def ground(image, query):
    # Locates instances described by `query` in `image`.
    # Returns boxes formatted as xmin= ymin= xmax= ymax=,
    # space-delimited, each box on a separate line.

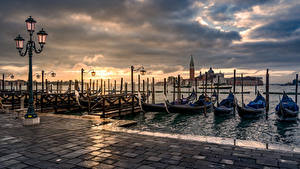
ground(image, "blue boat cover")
xmin=219 ymin=93 xmax=234 ymax=108
xmin=247 ymin=93 xmax=266 ymax=109
xmin=275 ymin=94 xmax=299 ymax=111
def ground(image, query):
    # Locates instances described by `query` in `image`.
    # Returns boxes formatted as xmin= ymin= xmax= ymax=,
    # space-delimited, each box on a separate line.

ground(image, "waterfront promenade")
xmin=0 ymin=114 xmax=299 ymax=169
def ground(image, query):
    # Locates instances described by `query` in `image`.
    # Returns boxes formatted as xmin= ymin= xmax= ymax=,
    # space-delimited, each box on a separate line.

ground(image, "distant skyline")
xmin=0 ymin=0 xmax=300 ymax=83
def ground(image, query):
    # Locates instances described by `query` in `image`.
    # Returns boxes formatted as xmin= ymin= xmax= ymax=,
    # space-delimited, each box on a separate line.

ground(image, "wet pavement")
xmin=0 ymin=113 xmax=299 ymax=169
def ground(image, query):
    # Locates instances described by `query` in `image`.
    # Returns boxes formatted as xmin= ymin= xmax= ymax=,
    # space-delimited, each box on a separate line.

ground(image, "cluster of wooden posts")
xmin=1 ymin=68 xmax=299 ymax=118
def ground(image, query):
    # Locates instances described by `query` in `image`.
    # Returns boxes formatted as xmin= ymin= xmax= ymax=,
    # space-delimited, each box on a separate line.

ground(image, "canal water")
xmin=125 ymin=85 xmax=300 ymax=147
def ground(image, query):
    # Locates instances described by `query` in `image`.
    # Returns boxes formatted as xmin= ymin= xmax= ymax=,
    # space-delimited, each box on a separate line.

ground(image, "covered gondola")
xmin=214 ymin=92 xmax=235 ymax=116
xmin=165 ymin=94 xmax=213 ymax=114
xmin=140 ymin=91 xmax=197 ymax=113
xmin=276 ymin=92 xmax=299 ymax=122
xmin=237 ymin=92 xmax=266 ymax=119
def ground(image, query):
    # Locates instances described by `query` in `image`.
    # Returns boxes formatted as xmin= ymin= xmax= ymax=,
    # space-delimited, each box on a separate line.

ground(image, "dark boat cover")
xmin=275 ymin=93 xmax=299 ymax=111
xmin=219 ymin=93 xmax=234 ymax=108
xmin=247 ymin=93 xmax=266 ymax=109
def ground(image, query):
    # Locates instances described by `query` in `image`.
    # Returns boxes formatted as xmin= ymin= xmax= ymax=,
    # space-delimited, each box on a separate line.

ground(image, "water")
xmin=125 ymin=85 xmax=300 ymax=147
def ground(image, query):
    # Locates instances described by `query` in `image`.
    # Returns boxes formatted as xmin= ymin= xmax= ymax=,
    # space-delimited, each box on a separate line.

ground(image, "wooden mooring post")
xmin=164 ymin=78 xmax=167 ymax=96
xmin=177 ymin=75 xmax=181 ymax=100
xmin=104 ymin=81 xmax=106 ymax=95
xmin=120 ymin=78 xmax=123 ymax=94
xmin=146 ymin=78 xmax=149 ymax=103
xmin=93 ymin=80 xmax=95 ymax=93
xmin=2 ymin=73 xmax=4 ymax=91
xmin=195 ymin=78 xmax=198 ymax=97
xmin=152 ymin=77 xmax=155 ymax=104
xmin=241 ymin=74 xmax=244 ymax=106
xmin=266 ymin=69 xmax=270 ymax=115
xmin=42 ymin=70 xmax=44 ymax=93
xmin=108 ymin=79 xmax=110 ymax=93
xmin=205 ymin=72 xmax=208 ymax=96
xmin=81 ymin=68 xmax=84 ymax=95
xmin=233 ymin=69 xmax=236 ymax=94
xmin=173 ymin=77 xmax=176 ymax=102
xmin=114 ymin=80 xmax=116 ymax=93
xmin=100 ymin=79 xmax=103 ymax=95
xmin=217 ymin=76 xmax=220 ymax=106
xmin=296 ymin=74 xmax=298 ymax=104
xmin=96 ymin=80 xmax=98 ymax=92
xmin=142 ymin=79 xmax=145 ymax=94
xmin=138 ymin=75 xmax=140 ymax=93
xmin=125 ymin=82 xmax=128 ymax=95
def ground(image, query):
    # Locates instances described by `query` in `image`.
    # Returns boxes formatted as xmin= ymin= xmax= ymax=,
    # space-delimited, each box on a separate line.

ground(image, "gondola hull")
xmin=166 ymin=101 xmax=213 ymax=114
xmin=142 ymin=103 xmax=167 ymax=113
xmin=237 ymin=105 xmax=265 ymax=119
xmin=214 ymin=106 xmax=234 ymax=116
xmin=276 ymin=107 xmax=299 ymax=122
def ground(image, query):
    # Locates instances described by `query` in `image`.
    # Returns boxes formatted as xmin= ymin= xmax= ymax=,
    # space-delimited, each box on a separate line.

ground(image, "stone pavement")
xmin=0 ymin=113 xmax=299 ymax=169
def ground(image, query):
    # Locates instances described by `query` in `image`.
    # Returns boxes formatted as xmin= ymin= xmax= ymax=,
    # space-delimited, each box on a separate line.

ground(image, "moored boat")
xmin=276 ymin=92 xmax=299 ymax=122
xmin=214 ymin=92 xmax=235 ymax=116
xmin=237 ymin=92 xmax=266 ymax=119
xmin=165 ymin=94 xmax=213 ymax=114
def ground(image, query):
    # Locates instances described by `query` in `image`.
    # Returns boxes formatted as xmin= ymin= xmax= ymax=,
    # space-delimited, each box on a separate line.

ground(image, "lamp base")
xmin=23 ymin=117 xmax=40 ymax=126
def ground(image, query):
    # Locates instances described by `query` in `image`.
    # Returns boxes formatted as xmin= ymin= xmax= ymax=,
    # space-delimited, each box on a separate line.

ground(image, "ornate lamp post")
xmin=14 ymin=16 xmax=48 ymax=124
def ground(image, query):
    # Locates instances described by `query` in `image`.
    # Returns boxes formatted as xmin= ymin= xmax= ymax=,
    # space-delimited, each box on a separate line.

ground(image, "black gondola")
xmin=140 ymin=92 xmax=197 ymax=113
xmin=237 ymin=92 xmax=266 ymax=119
xmin=165 ymin=94 xmax=213 ymax=114
xmin=276 ymin=92 xmax=299 ymax=122
xmin=214 ymin=92 xmax=235 ymax=116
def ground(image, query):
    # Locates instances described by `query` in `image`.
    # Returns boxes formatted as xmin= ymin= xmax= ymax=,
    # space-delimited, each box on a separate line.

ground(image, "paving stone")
xmin=278 ymin=159 xmax=298 ymax=169
xmin=92 ymin=163 xmax=115 ymax=169
xmin=146 ymin=156 xmax=161 ymax=162
xmin=77 ymin=160 xmax=99 ymax=168
xmin=137 ymin=165 xmax=155 ymax=169
xmin=123 ymin=152 xmax=138 ymax=158
xmin=220 ymin=159 xmax=234 ymax=165
xmin=7 ymin=163 xmax=28 ymax=169
xmin=192 ymin=155 xmax=206 ymax=160
xmin=256 ymin=158 xmax=278 ymax=167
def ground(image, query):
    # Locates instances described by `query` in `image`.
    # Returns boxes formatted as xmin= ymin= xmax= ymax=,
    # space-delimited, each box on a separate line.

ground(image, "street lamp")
xmin=14 ymin=16 xmax=48 ymax=122
xmin=80 ymin=68 xmax=96 ymax=94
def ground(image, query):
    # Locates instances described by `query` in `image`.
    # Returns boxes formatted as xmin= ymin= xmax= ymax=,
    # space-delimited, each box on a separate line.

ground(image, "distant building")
xmin=226 ymin=76 xmax=263 ymax=86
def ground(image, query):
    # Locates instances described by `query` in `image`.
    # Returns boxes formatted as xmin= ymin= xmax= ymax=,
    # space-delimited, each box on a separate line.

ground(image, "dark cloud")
xmin=0 ymin=0 xmax=299 ymax=82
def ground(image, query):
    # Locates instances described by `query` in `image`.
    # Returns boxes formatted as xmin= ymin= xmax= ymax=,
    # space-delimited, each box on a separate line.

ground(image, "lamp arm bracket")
xmin=33 ymin=41 xmax=43 ymax=54
xmin=19 ymin=42 xmax=29 ymax=57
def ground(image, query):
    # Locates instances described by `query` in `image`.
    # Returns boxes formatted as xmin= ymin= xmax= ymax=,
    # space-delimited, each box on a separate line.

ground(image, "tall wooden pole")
xmin=195 ymin=78 xmax=198 ymax=97
xmin=146 ymin=78 xmax=149 ymax=103
xmin=173 ymin=77 xmax=176 ymax=102
xmin=233 ymin=69 xmax=236 ymax=94
xmin=131 ymin=66 xmax=134 ymax=94
xmin=46 ymin=79 xmax=48 ymax=93
xmin=138 ymin=74 xmax=140 ymax=93
xmin=205 ymin=72 xmax=208 ymax=96
xmin=100 ymin=79 xmax=103 ymax=95
xmin=114 ymin=80 xmax=116 ymax=93
xmin=177 ymin=75 xmax=181 ymax=100
xmin=42 ymin=70 xmax=44 ymax=93
xmin=255 ymin=78 xmax=257 ymax=95
xmin=296 ymin=74 xmax=298 ymax=104
xmin=81 ymin=68 xmax=84 ymax=95
xmin=152 ymin=77 xmax=155 ymax=104
xmin=164 ymin=78 xmax=167 ymax=96
xmin=2 ymin=73 xmax=4 ymax=91
xmin=241 ymin=74 xmax=244 ymax=106
xmin=108 ymin=79 xmax=110 ymax=93
xmin=217 ymin=76 xmax=220 ymax=106
xmin=142 ymin=79 xmax=145 ymax=94
xmin=104 ymin=81 xmax=106 ymax=95
xmin=120 ymin=78 xmax=123 ymax=94
xmin=125 ymin=82 xmax=128 ymax=95
xmin=96 ymin=80 xmax=98 ymax=92
xmin=266 ymin=69 xmax=269 ymax=113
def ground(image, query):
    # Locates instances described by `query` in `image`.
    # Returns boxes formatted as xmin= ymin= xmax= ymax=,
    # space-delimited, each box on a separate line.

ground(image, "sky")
xmin=0 ymin=0 xmax=300 ymax=83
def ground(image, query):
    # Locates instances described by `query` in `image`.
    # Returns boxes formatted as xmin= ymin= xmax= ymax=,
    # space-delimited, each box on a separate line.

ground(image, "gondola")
xmin=75 ymin=90 xmax=101 ymax=108
xmin=214 ymin=92 xmax=235 ymax=116
xmin=165 ymin=94 xmax=213 ymax=114
xmin=275 ymin=92 xmax=299 ymax=122
xmin=140 ymin=92 xmax=197 ymax=113
xmin=237 ymin=92 xmax=266 ymax=119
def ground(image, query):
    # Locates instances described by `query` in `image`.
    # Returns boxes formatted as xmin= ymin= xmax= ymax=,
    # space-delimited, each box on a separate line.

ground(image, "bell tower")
xmin=189 ymin=55 xmax=195 ymax=81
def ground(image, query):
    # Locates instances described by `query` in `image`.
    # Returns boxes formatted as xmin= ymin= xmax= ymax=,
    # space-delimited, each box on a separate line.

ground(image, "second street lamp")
xmin=14 ymin=16 xmax=48 ymax=124
xmin=80 ymin=68 xmax=96 ymax=95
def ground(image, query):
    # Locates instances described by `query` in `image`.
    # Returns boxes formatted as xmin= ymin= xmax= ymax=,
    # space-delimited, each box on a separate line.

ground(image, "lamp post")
xmin=14 ymin=16 xmax=48 ymax=123
xmin=80 ymin=68 xmax=96 ymax=95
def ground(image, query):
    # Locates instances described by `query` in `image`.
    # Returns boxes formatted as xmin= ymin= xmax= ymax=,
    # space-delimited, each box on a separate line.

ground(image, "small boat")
xmin=237 ymin=92 xmax=266 ymax=119
xmin=140 ymin=92 xmax=197 ymax=113
xmin=165 ymin=94 xmax=213 ymax=114
xmin=214 ymin=92 xmax=235 ymax=116
xmin=276 ymin=92 xmax=299 ymax=121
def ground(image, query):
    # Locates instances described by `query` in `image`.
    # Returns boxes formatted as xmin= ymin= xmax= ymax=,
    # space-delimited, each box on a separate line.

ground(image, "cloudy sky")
xmin=1 ymin=0 xmax=300 ymax=83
